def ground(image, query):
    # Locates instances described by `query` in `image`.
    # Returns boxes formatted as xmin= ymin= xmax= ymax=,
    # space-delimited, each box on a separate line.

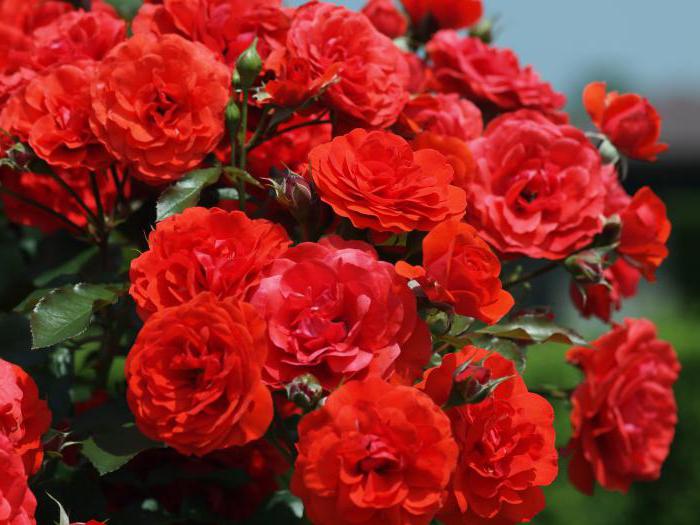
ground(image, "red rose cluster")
xmin=0 ymin=0 xmax=679 ymax=524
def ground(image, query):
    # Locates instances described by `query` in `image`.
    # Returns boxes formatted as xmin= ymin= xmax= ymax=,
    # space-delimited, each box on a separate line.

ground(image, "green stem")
xmin=0 ymin=185 xmax=86 ymax=233
xmin=504 ymin=261 xmax=559 ymax=290
xmin=44 ymin=170 xmax=99 ymax=224
xmin=237 ymin=90 xmax=249 ymax=210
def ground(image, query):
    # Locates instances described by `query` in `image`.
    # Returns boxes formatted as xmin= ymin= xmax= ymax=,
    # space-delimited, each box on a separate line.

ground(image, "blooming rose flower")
xmin=1 ymin=62 xmax=109 ymax=170
xmin=285 ymin=2 xmax=409 ymax=127
xmin=427 ymin=31 xmax=566 ymax=112
xmin=125 ymin=293 xmax=273 ymax=456
xmin=251 ymin=236 xmax=431 ymax=389
xmin=89 ymin=33 xmax=230 ymax=184
xmin=567 ymin=318 xmax=680 ymax=493
xmin=0 ymin=359 xmax=51 ymax=476
xmin=466 ymin=110 xmax=606 ymax=259
xmin=0 ymin=433 xmax=37 ymax=525
xmin=0 ymin=0 xmax=71 ymax=34
xmin=132 ymin=0 xmax=290 ymax=66
xmin=418 ymin=347 xmax=558 ymax=525
xmin=396 ymin=220 xmax=513 ymax=324
xmin=398 ymin=93 xmax=482 ymax=142
xmin=291 ymin=378 xmax=458 ymax=525
xmin=402 ymin=0 xmax=482 ymax=31
xmin=0 ymin=23 xmax=36 ymax=103
xmin=583 ymin=81 xmax=668 ymax=161
xmin=618 ymin=186 xmax=670 ymax=281
xmin=361 ymin=0 xmax=407 ymax=39
xmin=570 ymin=258 xmax=641 ymax=323
xmin=129 ymin=207 xmax=290 ymax=319
xmin=309 ymin=128 xmax=467 ymax=233
xmin=411 ymin=132 xmax=476 ymax=189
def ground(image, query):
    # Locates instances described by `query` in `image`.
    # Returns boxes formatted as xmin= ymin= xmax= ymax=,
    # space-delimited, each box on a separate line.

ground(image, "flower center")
xmin=357 ymin=434 xmax=401 ymax=474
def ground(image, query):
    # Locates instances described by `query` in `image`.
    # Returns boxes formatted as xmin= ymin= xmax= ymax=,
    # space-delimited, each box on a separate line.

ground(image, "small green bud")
xmin=285 ymin=374 xmax=323 ymax=412
xmin=235 ymin=38 xmax=262 ymax=90
xmin=225 ymin=100 xmax=241 ymax=131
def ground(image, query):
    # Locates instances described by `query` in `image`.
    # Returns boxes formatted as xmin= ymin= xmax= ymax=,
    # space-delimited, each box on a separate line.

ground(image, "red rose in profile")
xmin=251 ymin=236 xmax=431 ymax=389
xmin=618 ymin=186 xmax=670 ymax=281
xmin=567 ymin=318 xmax=680 ymax=493
xmin=0 ymin=433 xmax=36 ymax=525
xmin=466 ymin=110 xmax=606 ymax=259
xmin=396 ymin=220 xmax=513 ymax=324
xmin=570 ymin=258 xmax=641 ymax=323
xmin=1 ymin=62 xmax=109 ymax=170
xmin=583 ymin=81 xmax=667 ymax=161
xmin=398 ymin=93 xmax=482 ymax=141
xmin=129 ymin=207 xmax=290 ymax=319
xmin=291 ymin=378 xmax=458 ymax=525
xmin=427 ymin=31 xmax=566 ymax=112
xmin=126 ymin=293 xmax=273 ymax=457
xmin=401 ymin=0 xmax=482 ymax=30
xmin=89 ymin=33 xmax=230 ymax=184
xmin=286 ymin=2 xmax=409 ymax=127
xmin=418 ymin=347 xmax=558 ymax=525
xmin=361 ymin=0 xmax=407 ymax=39
xmin=132 ymin=0 xmax=289 ymax=66
xmin=0 ymin=359 xmax=51 ymax=476
xmin=309 ymin=128 xmax=466 ymax=233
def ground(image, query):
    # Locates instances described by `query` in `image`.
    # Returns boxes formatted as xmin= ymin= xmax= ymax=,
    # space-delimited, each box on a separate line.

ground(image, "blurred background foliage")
xmin=0 ymin=1 xmax=697 ymax=524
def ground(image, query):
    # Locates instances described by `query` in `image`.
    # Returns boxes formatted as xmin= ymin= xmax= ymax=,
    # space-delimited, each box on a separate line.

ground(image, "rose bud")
xmin=285 ymin=374 xmax=323 ymax=412
xmin=235 ymin=38 xmax=262 ymax=89
xmin=269 ymin=170 xmax=314 ymax=215
xmin=446 ymin=357 xmax=512 ymax=406
xmin=565 ymin=249 xmax=606 ymax=284
xmin=225 ymin=100 xmax=241 ymax=132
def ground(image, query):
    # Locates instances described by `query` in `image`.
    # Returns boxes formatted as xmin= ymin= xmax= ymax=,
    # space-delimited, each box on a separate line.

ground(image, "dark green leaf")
xmin=33 ymin=246 xmax=98 ymax=287
xmin=215 ymin=187 xmax=239 ymax=201
xmin=82 ymin=423 xmax=160 ymax=476
xmin=266 ymin=490 xmax=304 ymax=519
xmin=29 ymin=283 xmax=122 ymax=349
xmin=477 ymin=314 xmax=587 ymax=346
xmin=155 ymin=166 xmax=222 ymax=222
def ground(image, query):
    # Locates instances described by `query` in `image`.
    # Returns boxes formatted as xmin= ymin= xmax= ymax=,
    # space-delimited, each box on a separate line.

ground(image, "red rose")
xmin=0 ymin=433 xmax=36 ymax=525
xmin=1 ymin=62 xmax=109 ymax=170
xmin=427 ymin=31 xmax=566 ymax=112
xmin=251 ymin=236 xmax=431 ymax=389
xmin=291 ymin=378 xmax=458 ymax=525
xmin=396 ymin=220 xmax=513 ymax=324
xmin=583 ymin=81 xmax=668 ymax=161
xmin=618 ymin=186 xmax=670 ymax=281
xmin=132 ymin=0 xmax=289 ymax=66
xmin=567 ymin=318 xmax=680 ymax=493
xmin=285 ymin=2 xmax=409 ymax=127
xmin=398 ymin=93 xmax=482 ymax=142
xmin=125 ymin=293 xmax=273 ymax=456
xmin=466 ymin=110 xmax=606 ymax=259
xmin=402 ymin=0 xmax=482 ymax=31
xmin=129 ymin=207 xmax=290 ymax=319
xmin=411 ymin=132 xmax=476 ymax=189
xmin=309 ymin=128 xmax=467 ymax=233
xmin=601 ymin=164 xmax=630 ymax=216
xmin=402 ymin=51 xmax=428 ymax=93
xmin=418 ymin=347 xmax=558 ymax=525
xmin=0 ymin=23 xmax=35 ymax=103
xmin=0 ymin=166 xmax=120 ymax=234
xmin=0 ymin=359 xmax=52 ymax=476
xmin=570 ymin=258 xmax=641 ymax=323
xmin=361 ymin=0 xmax=407 ymax=39
xmin=89 ymin=33 xmax=230 ymax=184
xmin=0 ymin=0 xmax=71 ymax=34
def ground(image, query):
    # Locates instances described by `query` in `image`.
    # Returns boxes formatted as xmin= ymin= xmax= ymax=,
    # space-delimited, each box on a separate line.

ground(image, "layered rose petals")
xmin=0 ymin=433 xmax=37 ymax=525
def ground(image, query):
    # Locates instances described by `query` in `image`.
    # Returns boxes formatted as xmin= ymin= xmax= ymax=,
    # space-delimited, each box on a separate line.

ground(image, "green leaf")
xmin=33 ymin=246 xmax=98 ymax=287
xmin=266 ymin=490 xmax=304 ymax=519
xmin=29 ymin=283 xmax=122 ymax=349
xmin=477 ymin=314 xmax=587 ymax=346
xmin=82 ymin=422 xmax=160 ymax=476
xmin=155 ymin=166 xmax=222 ymax=222
xmin=216 ymin=187 xmax=240 ymax=201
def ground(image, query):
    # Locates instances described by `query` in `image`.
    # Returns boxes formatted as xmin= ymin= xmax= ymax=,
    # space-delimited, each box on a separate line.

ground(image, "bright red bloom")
xmin=466 ymin=110 xmax=606 ymax=259
xmin=401 ymin=0 xmax=482 ymax=30
xmin=399 ymin=93 xmax=482 ymax=142
xmin=126 ymin=293 xmax=273 ymax=457
xmin=0 ymin=23 xmax=35 ymax=103
xmin=291 ymin=378 xmax=458 ymax=525
xmin=583 ymin=81 xmax=667 ymax=161
xmin=567 ymin=319 xmax=680 ymax=494
xmin=309 ymin=128 xmax=467 ymax=233
xmin=427 ymin=31 xmax=566 ymax=112
xmin=1 ymin=62 xmax=109 ymax=170
xmin=418 ymin=347 xmax=558 ymax=525
xmin=0 ymin=0 xmax=71 ymax=34
xmin=251 ymin=236 xmax=431 ymax=389
xmin=89 ymin=33 xmax=230 ymax=184
xmin=129 ymin=207 xmax=290 ymax=319
xmin=285 ymin=2 xmax=409 ymax=127
xmin=132 ymin=0 xmax=289 ymax=66
xmin=396 ymin=220 xmax=513 ymax=324
xmin=618 ymin=186 xmax=670 ymax=281
xmin=361 ymin=0 xmax=407 ymax=39
xmin=570 ymin=258 xmax=641 ymax=323
xmin=0 ymin=359 xmax=51 ymax=476
xmin=0 ymin=433 xmax=36 ymax=525
xmin=411 ymin=132 xmax=476 ymax=189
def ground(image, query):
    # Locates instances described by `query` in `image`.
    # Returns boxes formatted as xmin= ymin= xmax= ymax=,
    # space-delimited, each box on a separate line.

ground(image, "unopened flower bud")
xmin=270 ymin=170 xmax=314 ymax=214
xmin=225 ymin=100 xmax=241 ymax=131
xmin=446 ymin=358 xmax=513 ymax=407
xmin=565 ymin=250 xmax=605 ymax=284
xmin=285 ymin=373 xmax=323 ymax=411
xmin=235 ymin=38 xmax=262 ymax=90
